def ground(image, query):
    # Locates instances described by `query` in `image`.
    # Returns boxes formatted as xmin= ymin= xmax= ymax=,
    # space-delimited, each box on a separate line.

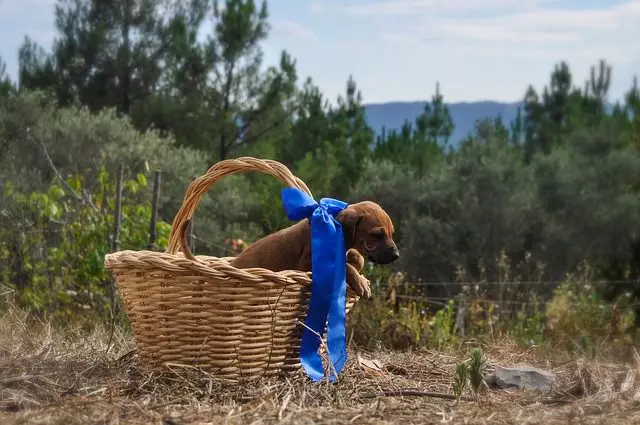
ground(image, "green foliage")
xmin=429 ymin=300 xmax=457 ymax=350
xmin=452 ymin=348 xmax=486 ymax=402
xmin=452 ymin=362 xmax=470 ymax=401
xmin=20 ymin=0 xmax=167 ymax=113
xmin=348 ymin=284 xmax=458 ymax=351
xmin=545 ymin=266 xmax=637 ymax=357
xmin=0 ymin=90 xmax=269 ymax=257
xmin=0 ymin=57 xmax=15 ymax=98
xmin=468 ymin=348 xmax=487 ymax=398
xmin=373 ymin=82 xmax=451 ymax=177
xmin=0 ymin=168 xmax=170 ymax=322
xmin=353 ymin=121 xmax=540 ymax=285
xmin=509 ymin=300 xmax=546 ymax=348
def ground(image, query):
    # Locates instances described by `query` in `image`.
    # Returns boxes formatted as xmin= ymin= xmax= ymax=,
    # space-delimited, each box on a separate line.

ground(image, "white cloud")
xmin=310 ymin=2 xmax=325 ymax=14
xmin=478 ymin=3 xmax=638 ymax=32
xmin=333 ymin=39 xmax=372 ymax=52
xmin=375 ymin=1 xmax=640 ymax=61
xmin=379 ymin=31 xmax=442 ymax=46
xmin=342 ymin=0 xmax=545 ymax=15
xmin=272 ymin=20 xmax=319 ymax=42
xmin=318 ymin=0 xmax=639 ymax=102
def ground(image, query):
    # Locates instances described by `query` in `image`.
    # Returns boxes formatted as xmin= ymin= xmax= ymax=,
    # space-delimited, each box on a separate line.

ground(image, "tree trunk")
xmin=121 ymin=0 xmax=132 ymax=115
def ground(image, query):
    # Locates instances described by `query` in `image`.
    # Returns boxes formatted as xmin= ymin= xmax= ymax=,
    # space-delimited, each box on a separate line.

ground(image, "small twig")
xmin=297 ymin=319 xmax=339 ymax=383
xmin=359 ymin=390 xmax=475 ymax=402
xmin=524 ymin=398 xmax=576 ymax=406
xmin=0 ymin=374 xmax=46 ymax=385
xmin=360 ymin=390 xmax=575 ymax=406
xmin=26 ymin=127 xmax=99 ymax=214
xmin=277 ymin=391 xmax=292 ymax=421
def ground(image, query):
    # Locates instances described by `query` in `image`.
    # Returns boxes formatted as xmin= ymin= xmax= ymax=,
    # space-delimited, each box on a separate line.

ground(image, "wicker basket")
xmin=104 ymin=157 xmax=361 ymax=380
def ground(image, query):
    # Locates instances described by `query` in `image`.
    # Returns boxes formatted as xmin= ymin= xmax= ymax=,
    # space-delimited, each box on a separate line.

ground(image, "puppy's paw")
xmin=346 ymin=248 xmax=365 ymax=272
xmin=351 ymin=274 xmax=371 ymax=299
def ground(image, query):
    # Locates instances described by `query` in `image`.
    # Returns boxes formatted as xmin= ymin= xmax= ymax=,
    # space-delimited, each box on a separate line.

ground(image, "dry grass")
xmin=2 ymin=306 xmax=640 ymax=425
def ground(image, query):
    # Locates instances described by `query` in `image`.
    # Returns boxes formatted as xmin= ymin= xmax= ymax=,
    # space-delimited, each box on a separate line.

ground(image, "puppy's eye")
xmin=370 ymin=232 xmax=385 ymax=240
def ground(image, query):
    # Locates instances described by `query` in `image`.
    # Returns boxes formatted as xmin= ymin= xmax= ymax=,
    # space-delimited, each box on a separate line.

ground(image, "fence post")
xmin=111 ymin=164 xmax=124 ymax=253
xmin=147 ymin=170 xmax=162 ymax=250
xmin=106 ymin=163 xmax=124 ymax=354
xmin=455 ymin=298 xmax=466 ymax=338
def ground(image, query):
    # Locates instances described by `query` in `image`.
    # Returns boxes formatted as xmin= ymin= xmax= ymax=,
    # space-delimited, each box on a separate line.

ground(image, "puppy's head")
xmin=336 ymin=201 xmax=399 ymax=265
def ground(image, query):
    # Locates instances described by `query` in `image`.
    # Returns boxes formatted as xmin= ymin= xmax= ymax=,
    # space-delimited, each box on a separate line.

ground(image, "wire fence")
xmin=401 ymin=279 xmax=640 ymax=287
xmin=387 ymin=279 xmax=640 ymax=313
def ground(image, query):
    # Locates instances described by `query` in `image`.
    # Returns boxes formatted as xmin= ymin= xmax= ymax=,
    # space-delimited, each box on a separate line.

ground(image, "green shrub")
xmin=0 ymin=168 xmax=169 ymax=322
xmin=347 ymin=269 xmax=458 ymax=351
xmin=509 ymin=299 xmax=546 ymax=348
xmin=545 ymin=272 xmax=637 ymax=357
xmin=427 ymin=299 xmax=457 ymax=350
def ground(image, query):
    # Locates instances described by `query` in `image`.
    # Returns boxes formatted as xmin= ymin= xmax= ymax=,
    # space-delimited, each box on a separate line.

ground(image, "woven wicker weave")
xmin=104 ymin=157 xmax=360 ymax=380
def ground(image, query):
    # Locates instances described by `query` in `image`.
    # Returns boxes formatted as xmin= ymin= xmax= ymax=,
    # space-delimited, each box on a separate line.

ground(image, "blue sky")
xmin=1 ymin=0 xmax=639 ymax=104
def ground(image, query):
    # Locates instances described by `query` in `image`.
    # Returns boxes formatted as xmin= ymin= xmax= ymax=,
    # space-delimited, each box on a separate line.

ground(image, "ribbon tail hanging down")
xmin=281 ymin=187 xmax=349 ymax=382
xmin=324 ymin=219 xmax=348 ymax=378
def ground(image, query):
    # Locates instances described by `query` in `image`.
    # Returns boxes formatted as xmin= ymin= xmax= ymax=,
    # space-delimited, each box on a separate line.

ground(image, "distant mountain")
xmin=364 ymin=101 xmax=523 ymax=147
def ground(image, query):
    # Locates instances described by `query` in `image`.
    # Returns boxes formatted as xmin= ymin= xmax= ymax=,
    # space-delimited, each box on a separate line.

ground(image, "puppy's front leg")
xmin=346 ymin=263 xmax=370 ymax=298
xmin=346 ymin=249 xmax=370 ymax=298
xmin=346 ymin=248 xmax=365 ymax=273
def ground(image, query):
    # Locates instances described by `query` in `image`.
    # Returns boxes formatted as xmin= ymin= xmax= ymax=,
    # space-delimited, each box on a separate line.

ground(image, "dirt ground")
xmin=2 ymin=310 xmax=640 ymax=425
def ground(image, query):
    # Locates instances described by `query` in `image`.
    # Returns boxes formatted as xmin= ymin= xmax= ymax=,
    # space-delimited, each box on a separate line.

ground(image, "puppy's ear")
xmin=337 ymin=208 xmax=363 ymax=248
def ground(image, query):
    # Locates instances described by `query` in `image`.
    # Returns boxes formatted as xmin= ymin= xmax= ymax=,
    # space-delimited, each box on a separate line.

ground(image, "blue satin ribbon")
xmin=281 ymin=187 xmax=348 ymax=382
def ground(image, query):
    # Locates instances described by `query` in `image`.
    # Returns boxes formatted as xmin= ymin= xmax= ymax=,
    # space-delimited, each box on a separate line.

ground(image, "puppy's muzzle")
xmin=368 ymin=246 xmax=400 ymax=265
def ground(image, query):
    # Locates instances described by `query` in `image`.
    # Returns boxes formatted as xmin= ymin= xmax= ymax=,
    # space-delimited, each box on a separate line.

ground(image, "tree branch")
xmin=359 ymin=390 xmax=474 ymax=402
xmin=26 ymin=126 xmax=100 ymax=214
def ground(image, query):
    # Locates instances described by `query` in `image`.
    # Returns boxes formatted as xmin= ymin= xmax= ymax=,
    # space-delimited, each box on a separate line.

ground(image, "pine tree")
xmin=373 ymin=121 xmax=413 ymax=165
xmin=590 ymin=60 xmax=612 ymax=103
xmin=544 ymin=61 xmax=572 ymax=131
xmin=0 ymin=57 xmax=16 ymax=97
xmin=580 ymin=59 xmax=612 ymax=123
xmin=282 ymin=77 xmax=330 ymax=166
xmin=201 ymin=0 xmax=297 ymax=160
xmin=425 ymin=82 xmax=454 ymax=146
xmin=328 ymin=76 xmax=374 ymax=197
xmin=523 ymin=62 xmax=576 ymax=162
xmin=409 ymin=82 xmax=452 ymax=176
xmin=155 ymin=0 xmax=297 ymax=159
xmin=19 ymin=0 xmax=166 ymax=114
xmin=509 ymin=106 xmax=523 ymax=145
xmin=625 ymin=76 xmax=639 ymax=118
xmin=626 ymin=76 xmax=640 ymax=151
xmin=18 ymin=37 xmax=57 ymax=95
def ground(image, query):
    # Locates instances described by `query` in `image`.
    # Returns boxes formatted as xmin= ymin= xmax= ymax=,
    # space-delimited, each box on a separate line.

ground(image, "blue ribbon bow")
xmin=281 ymin=187 xmax=349 ymax=382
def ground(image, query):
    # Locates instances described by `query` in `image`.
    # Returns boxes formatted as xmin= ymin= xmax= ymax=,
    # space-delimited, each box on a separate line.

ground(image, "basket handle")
xmin=166 ymin=157 xmax=313 ymax=259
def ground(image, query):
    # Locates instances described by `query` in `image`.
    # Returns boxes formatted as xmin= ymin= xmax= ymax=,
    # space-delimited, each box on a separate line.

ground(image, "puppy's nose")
xmin=390 ymin=248 xmax=400 ymax=262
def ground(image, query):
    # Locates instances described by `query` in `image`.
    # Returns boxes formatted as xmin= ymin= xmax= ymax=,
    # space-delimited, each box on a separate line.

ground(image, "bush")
xmin=0 ymin=168 xmax=168 ymax=322
xmin=545 ymin=264 xmax=638 ymax=357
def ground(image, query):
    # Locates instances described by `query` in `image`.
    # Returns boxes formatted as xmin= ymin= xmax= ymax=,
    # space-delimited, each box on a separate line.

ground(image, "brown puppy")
xmin=229 ymin=201 xmax=400 ymax=298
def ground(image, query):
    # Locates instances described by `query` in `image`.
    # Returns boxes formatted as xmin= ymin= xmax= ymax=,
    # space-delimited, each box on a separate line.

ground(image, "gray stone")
xmin=493 ymin=365 xmax=556 ymax=392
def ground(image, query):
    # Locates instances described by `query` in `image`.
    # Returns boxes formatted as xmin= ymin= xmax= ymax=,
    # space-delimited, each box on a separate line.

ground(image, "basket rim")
xmin=104 ymin=249 xmax=314 ymax=286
